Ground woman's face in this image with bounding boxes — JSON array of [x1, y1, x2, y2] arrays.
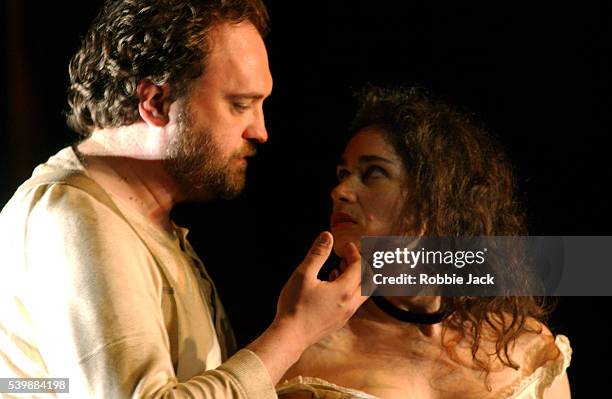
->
[[331, 127, 409, 258]]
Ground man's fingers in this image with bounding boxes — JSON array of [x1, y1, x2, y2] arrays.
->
[[352, 284, 369, 309], [328, 269, 339, 281], [335, 242, 362, 288], [361, 263, 377, 296], [338, 258, 348, 273], [299, 231, 334, 276]]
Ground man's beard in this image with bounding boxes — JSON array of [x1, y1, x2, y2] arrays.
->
[[163, 107, 255, 202]]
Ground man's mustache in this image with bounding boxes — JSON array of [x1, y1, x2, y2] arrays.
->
[[236, 142, 257, 159]]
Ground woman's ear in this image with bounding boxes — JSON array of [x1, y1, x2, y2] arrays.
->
[[416, 221, 427, 237], [137, 79, 172, 127], [402, 212, 426, 237]]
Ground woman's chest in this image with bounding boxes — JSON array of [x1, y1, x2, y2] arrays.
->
[[284, 330, 524, 399]]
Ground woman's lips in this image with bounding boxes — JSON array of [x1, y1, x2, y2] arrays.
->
[[331, 212, 358, 230]]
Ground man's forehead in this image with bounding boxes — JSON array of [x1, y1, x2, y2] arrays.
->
[[207, 22, 267, 65], [203, 21, 272, 95]]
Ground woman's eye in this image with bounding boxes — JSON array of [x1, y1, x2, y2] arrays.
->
[[337, 169, 349, 181], [362, 165, 388, 180]]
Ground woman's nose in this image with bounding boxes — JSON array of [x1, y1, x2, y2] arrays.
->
[[331, 179, 357, 203]]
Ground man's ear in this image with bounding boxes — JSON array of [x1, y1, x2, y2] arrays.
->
[[137, 79, 172, 127]]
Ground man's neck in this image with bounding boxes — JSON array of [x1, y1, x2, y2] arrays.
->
[[76, 128, 183, 233]]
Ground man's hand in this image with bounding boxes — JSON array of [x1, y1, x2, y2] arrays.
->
[[273, 231, 365, 349], [246, 231, 367, 384]]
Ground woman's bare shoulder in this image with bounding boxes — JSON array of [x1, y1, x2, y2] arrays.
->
[[509, 318, 561, 373], [456, 314, 561, 372]]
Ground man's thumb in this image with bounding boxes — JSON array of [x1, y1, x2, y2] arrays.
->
[[300, 231, 333, 275]]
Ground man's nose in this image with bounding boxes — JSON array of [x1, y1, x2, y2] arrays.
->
[[243, 108, 268, 144], [331, 179, 357, 203]]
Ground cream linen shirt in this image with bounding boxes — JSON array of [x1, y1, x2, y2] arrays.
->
[[0, 147, 276, 398]]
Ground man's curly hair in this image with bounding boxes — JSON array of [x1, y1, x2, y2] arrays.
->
[[350, 86, 556, 390], [66, 0, 269, 135]]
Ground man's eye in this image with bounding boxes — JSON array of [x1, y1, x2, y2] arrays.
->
[[362, 165, 388, 180], [233, 103, 249, 112]]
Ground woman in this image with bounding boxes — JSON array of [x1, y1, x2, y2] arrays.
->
[[277, 87, 571, 399]]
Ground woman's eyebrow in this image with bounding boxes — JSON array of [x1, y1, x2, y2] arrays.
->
[[337, 155, 394, 167], [358, 155, 394, 165]]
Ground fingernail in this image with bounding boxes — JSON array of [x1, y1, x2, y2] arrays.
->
[[318, 232, 330, 245]]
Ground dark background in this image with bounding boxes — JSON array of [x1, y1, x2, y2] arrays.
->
[[2, 1, 610, 396]]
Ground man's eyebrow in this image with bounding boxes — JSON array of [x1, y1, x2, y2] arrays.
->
[[337, 155, 395, 167], [225, 92, 270, 101]]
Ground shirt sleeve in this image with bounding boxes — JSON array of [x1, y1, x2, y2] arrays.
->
[[21, 183, 276, 398]]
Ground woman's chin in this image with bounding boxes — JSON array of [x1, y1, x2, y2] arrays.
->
[[332, 235, 360, 259]]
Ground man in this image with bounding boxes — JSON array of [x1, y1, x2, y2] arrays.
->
[[0, 0, 366, 397]]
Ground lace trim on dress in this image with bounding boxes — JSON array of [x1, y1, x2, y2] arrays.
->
[[505, 334, 572, 399], [277, 376, 378, 399]]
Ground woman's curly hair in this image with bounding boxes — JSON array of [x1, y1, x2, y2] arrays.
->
[[350, 86, 556, 389], [66, 0, 268, 135]]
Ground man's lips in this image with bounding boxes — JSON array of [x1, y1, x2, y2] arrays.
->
[[242, 150, 257, 158], [331, 211, 358, 229], [235, 151, 256, 166]]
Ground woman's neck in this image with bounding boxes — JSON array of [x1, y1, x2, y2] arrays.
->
[[351, 297, 445, 338], [385, 295, 443, 313]]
